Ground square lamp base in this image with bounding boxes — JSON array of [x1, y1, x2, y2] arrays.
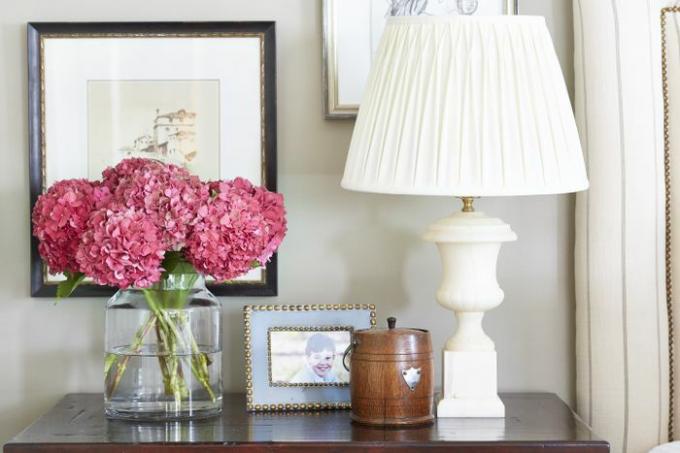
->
[[437, 350, 505, 418]]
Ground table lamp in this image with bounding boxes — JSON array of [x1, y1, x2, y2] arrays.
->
[[342, 15, 588, 418]]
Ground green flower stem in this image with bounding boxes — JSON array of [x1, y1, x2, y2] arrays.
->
[[143, 288, 216, 405], [155, 321, 189, 403], [155, 303, 215, 402], [105, 313, 157, 399], [144, 290, 185, 406], [177, 311, 217, 402]]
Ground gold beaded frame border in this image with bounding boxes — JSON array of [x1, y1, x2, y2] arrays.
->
[[243, 303, 376, 412]]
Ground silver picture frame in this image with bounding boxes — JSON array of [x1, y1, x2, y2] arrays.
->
[[322, 0, 519, 119]]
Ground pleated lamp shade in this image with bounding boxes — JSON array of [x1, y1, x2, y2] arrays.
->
[[342, 16, 589, 197]]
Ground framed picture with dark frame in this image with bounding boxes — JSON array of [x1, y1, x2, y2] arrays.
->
[[28, 22, 278, 297]]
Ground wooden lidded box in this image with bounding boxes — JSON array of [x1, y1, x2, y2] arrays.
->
[[345, 317, 434, 426]]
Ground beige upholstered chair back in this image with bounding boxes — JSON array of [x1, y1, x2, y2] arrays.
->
[[574, 2, 680, 452], [664, 5, 680, 445]]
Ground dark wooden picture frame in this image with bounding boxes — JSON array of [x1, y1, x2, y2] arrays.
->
[[28, 22, 278, 297]]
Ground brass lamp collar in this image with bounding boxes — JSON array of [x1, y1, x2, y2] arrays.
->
[[460, 197, 475, 213]]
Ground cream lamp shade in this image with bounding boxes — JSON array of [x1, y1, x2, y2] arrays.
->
[[341, 15, 589, 197]]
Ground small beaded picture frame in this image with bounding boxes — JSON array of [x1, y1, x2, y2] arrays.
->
[[243, 304, 376, 412]]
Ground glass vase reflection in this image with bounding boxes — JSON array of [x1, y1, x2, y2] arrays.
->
[[107, 419, 225, 444], [104, 274, 222, 420]]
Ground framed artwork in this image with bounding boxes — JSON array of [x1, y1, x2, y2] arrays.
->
[[28, 22, 277, 297], [243, 304, 376, 411], [322, 0, 519, 118]]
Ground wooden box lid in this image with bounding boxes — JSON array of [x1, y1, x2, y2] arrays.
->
[[353, 317, 432, 355]]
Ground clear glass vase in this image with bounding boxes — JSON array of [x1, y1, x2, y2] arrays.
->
[[104, 274, 222, 420]]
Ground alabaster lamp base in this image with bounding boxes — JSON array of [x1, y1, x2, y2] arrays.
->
[[438, 351, 504, 417], [424, 199, 517, 418]]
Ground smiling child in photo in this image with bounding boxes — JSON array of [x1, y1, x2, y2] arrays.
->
[[290, 333, 338, 384]]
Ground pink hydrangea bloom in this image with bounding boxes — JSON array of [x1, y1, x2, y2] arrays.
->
[[102, 159, 209, 249], [76, 206, 165, 288], [32, 179, 102, 274], [186, 178, 286, 281], [92, 182, 113, 208], [253, 185, 287, 265], [101, 158, 163, 191]]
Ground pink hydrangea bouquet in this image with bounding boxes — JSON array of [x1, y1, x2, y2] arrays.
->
[[32, 158, 286, 405], [33, 158, 286, 293]]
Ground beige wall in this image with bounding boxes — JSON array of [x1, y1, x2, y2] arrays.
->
[[0, 0, 574, 444]]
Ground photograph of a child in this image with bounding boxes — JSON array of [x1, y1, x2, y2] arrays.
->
[[268, 329, 351, 386]]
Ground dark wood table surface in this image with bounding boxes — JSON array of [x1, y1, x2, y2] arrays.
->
[[3, 393, 609, 452]]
